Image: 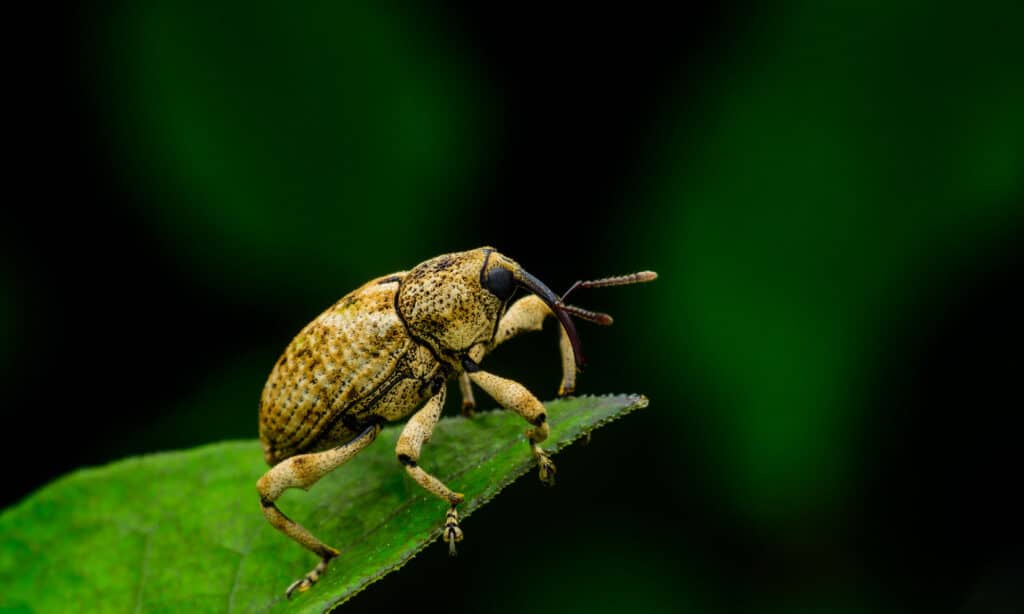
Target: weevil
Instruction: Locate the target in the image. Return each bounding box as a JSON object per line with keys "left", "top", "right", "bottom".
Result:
{"left": 257, "top": 247, "right": 656, "bottom": 597}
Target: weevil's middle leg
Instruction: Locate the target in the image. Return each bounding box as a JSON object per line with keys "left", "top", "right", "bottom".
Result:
{"left": 257, "top": 424, "right": 379, "bottom": 598}
{"left": 465, "top": 365, "right": 557, "bottom": 486}
{"left": 458, "top": 372, "right": 477, "bottom": 417}
{"left": 395, "top": 385, "right": 467, "bottom": 553}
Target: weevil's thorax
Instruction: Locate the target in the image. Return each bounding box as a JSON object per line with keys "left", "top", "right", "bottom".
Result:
{"left": 396, "top": 248, "right": 510, "bottom": 364}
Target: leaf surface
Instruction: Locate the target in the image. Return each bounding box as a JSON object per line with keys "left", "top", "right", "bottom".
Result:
{"left": 0, "top": 394, "right": 647, "bottom": 613}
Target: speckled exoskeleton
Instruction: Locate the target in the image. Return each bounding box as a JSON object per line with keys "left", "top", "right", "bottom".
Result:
{"left": 257, "top": 247, "right": 656, "bottom": 597}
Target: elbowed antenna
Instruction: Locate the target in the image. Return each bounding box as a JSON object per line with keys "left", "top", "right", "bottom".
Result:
{"left": 556, "top": 270, "right": 658, "bottom": 327}
{"left": 558, "top": 304, "right": 614, "bottom": 326}
{"left": 513, "top": 268, "right": 586, "bottom": 368}
{"left": 513, "top": 267, "right": 658, "bottom": 368}
{"left": 560, "top": 270, "right": 658, "bottom": 303}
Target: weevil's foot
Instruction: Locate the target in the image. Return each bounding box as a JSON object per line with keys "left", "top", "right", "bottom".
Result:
{"left": 557, "top": 384, "right": 575, "bottom": 398}
{"left": 536, "top": 453, "right": 557, "bottom": 487}
{"left": 461, "top": 402, "right": 476, "bottom": 418}
{"left": 443, "top": 507, "right": 464, "bottom": 556}
{"left": 285, "top": 553, "right": 335, "bottom": 599}
{"left": 285, "top": 576, "right": 313, "bottom": 600}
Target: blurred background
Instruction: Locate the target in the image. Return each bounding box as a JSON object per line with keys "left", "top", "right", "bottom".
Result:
{"left": 5, "top": 1, "right": 1023, "bottom": 612}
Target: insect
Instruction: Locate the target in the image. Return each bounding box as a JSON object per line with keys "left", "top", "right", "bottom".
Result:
{"left": 256, "top": 247, "right": 656, "bottom": 597}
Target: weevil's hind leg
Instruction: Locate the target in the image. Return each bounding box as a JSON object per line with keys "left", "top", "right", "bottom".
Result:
{"left": 257, "top": 424, "right": 380, "bottom": 598}
{"left": 395, "top": 385, "right": 467, "bottom": 553}
{"left": 465, "top": 364, "right": 557, "bottom": 485}
{"left": 483, "top": 294, "right": 577, "bottom": 396}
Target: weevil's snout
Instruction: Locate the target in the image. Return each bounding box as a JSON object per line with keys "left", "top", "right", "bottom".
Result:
{"left": 483, "top": 251, "right": 657, "bottom": 370}
{"left": 510, "top": 266, "right": 586, "bottom": 368}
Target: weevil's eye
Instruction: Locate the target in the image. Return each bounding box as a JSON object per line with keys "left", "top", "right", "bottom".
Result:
{"left": 483, "top": 266, "right": 514, "bottom": 301}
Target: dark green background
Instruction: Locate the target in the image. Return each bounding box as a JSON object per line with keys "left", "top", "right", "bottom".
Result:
{"left": 6, "top": 2, "right": 1022, "bottom": 612}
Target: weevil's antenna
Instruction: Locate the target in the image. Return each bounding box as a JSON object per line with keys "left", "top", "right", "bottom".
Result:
{"left": 558, "top": 304, "right": 614, "bottom": 326}
{"left": 560, "top": 271, "right": 658, "bottom": 303}
{"left": 557, "top": 271, "right": 657, "bottom": 326}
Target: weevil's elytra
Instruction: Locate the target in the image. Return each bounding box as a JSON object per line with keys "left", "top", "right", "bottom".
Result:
{"left": 256, "top": 247, "right": 656, "bottom": 598}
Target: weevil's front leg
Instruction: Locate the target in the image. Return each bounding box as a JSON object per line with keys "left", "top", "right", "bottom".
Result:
{"left": 555, "top": 325, "right": 576, "bottom": 396}
{"left": 482, "top": 295, "right": 577, "bottom": 396}
{"left": 464, "top": 360, "right": 557, "bottom": 485}
{"left": 257, "top": 424, "right": 380, "bottom": 599}
{"left": 395, "top": 385, "right": 466, "bottom": 554}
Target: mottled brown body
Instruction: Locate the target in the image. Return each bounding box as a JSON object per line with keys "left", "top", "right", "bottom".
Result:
{"left": 259, "top": 274, "right": 442, "bottom": 465}
{"left": 260, "top": 251, "right": 514, "bottom": 465}
{"left": 255, "top": 247, "right": 656, "bottom": 598}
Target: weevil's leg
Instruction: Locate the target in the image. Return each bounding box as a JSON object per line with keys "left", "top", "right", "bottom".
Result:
{"left": 555, "top": 324, "right": 576, "bottom": 396}
{"left": 458, "top": 371, "right": 477, "bottom": 417}
{"left": 256, "top": 424, "right": 380, "bottom": 599}
{"left": 486, "top": 295, "right": 577, "bottom": 396}
{"left": 464, "top": 361, "right": 557, "bottom": 486}
{"left": 395, "top": 385, "right": 466, "bottom": 554}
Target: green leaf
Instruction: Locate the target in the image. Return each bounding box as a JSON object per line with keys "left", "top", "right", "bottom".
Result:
{"left": 0, "top": 394, "right": 647, "bottom": 613}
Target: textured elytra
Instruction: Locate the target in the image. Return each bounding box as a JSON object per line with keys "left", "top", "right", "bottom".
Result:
{"left": 259, "top": 275, "right": 426, "bottom": 465}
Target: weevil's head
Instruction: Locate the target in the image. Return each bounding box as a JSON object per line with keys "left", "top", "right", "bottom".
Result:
{"left": 396, "top": 247, "right": 583, "bottom": 367}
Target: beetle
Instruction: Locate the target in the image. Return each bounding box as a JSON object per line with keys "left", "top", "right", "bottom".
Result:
{"left": 256, "top": 247, "right": 656, "bottom": 597}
